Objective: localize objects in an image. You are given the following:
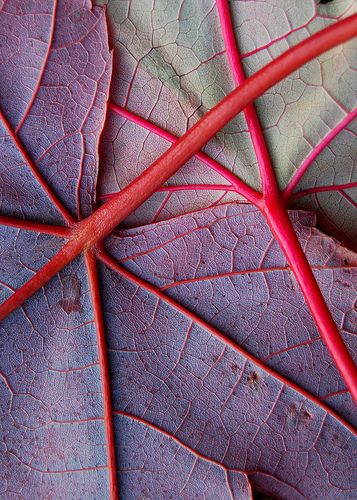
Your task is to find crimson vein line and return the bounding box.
[114,409,243,472]
[84,250,118,499]
[0,215,69,237]
[0,15,356,400]
[291,182,357,201]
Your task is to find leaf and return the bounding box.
[0,1,356,499]
[104,206,357,499]
[97,0,357,248]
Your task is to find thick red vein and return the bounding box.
[216,2,357,402]
[284,108,357,200]
[84,250,118,500]
[263,200,357,403]
[0,109,75,225]
[0,215,69,237]
[99,249,356,436]
[216,0,277,197]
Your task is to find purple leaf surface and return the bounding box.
[0,1,356,499]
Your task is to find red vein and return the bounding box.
[284,109,357,200]
[216,2,357,403]
[94,16,357,237]
[341,190,357,210]
[115,410,300,498]
[0,236,84,321]
[108,101,261,204]
[84,250,118,500]
[99,250,356,436]
[263,337,321,361]
[15,0,58,133]
[0,215,69,237]
[0,370,13,396]
[239,1,354,61]
[208,191,229,209]
[157,184,235,193]
[216,0,277,197]
[161,266,289,290]
[291,182,357,201]
[321,389,349,400]
[114,409,234,471]
[0,110,75,225]
[151,192,171,223]
[240,19,314,60]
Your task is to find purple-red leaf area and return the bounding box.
[0,0,356,499]
[103,205,357,499]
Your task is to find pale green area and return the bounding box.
[96,0,357,247]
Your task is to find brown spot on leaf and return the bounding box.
[59,275,82,314]
[247,371,264,392]
[332,433,342,447]
[231,363,239,374]
[286,403,313,430]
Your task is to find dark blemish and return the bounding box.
[288,272,295,291]
[286,403,298,429]
[286,403,314,430]
[336,279,350,288]
[252,490,277,500]
[300,410,313,428]
[247,371,263,392]
[59,275,82,314]
[332,433,341,447]
[344,258,349,266]
[319,0,334,4]
[231,363,239,374]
